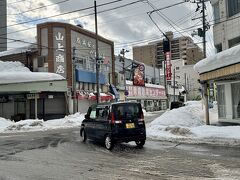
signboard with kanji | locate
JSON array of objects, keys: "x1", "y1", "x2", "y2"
[
  {"x1": 53, "y1": 28, "x2": 67, "y2": 78},
  {"x1": 165, "y1": 52, "x2": 172, "y2": 81}
]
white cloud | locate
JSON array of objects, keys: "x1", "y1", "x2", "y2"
[{"x1": 5, "y1": 0, "x2": 215, "y2": 57}]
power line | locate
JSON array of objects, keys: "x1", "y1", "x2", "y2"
[{"x1": 0, "y1": 0, "x2": 138, "y2": 30}]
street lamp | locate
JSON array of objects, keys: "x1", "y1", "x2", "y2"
[{"x1": 119, "y1": 48, "x2": 129, "y2": 101}]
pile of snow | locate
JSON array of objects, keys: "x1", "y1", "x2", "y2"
[
  {"x1": 0, "y1": 113, "x2": 85, "y2": 133},
  {"x1": 147, "y1": 101, "x2": 240, "y2": 146},
  {"x1": 0, "y1": 117, "x2": 14, "y2": 132},
  {"x1": 151, "y1": 101, "x2": 204, "y2": 127}
]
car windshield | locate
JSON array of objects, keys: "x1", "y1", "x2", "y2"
[{"x1": 112, "y1": 103, "x2": 142, "y2": 120}]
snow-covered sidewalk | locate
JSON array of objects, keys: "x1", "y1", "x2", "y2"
[{"x1": 147, "y1": 101, "x2": 240, "y2": 146}]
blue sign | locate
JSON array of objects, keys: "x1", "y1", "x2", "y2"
[
  {"x1": 124, "y1": 90, "x2": 129, "y2": 96},
  {"x1": 76, "y1": 69, "x2": 106, "y2": 84}
]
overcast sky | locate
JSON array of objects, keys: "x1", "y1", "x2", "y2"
[{"x1": 6, "y1": 0, "x2": 215, "y2": 59}]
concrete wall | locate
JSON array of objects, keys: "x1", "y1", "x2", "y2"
[{"x1": 212, "y1": 0, "x2": 240, "y2": 50}]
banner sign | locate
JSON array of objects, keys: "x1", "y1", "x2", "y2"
[
  {"x1": 133, "y1": 63, "x2": 145, "y2": 86},
  {"x1": 165, "y1": 52, "x2": 172, "y2": 81},
  {"x1": 127, "y1": 85, "x2": 165, "y2": 97}
]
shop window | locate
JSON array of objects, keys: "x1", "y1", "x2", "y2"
[
  {"x1": 231, "y1": 82, "x2": 240, "y2": 119},
  {"x1": 217, "y1": 84, "x2": 226, "y2": 118},
  {"x1": 228, "y1": 36, "x2": 240, "y2": 48},
  {"x1": 213, "y1": 2, "x2": 220, "y2": 23}
]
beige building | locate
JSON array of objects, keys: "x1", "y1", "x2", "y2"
[
  {"x1": 132, "y1": 44, "x2": 156, "y2": 67},
  {"x1": 133, "y1": 32, "x2": 203, "y2": 68}
]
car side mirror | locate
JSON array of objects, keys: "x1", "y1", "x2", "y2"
[{"x1": 85, "y1": 114, "x2": 90, "y2": 119}]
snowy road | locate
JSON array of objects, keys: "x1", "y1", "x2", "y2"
[{"x1": 0, "y1": 128, "x2": 239, "y2": 180}]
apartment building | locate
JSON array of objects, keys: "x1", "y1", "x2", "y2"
[{"x1": 133, "y1": 32, "x2": 203, "y2": 68}]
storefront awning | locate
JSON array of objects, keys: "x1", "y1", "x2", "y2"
[{"x1": 88, "y1": 92, "x2": 114, "y2": 101}]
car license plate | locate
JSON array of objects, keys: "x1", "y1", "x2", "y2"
[{"x1": 126, "y1": 123, "x2": 135, "y2": 129}]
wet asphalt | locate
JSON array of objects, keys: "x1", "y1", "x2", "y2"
[{"x1": 0, "y1": 112, "x2": 239, "y2": 180}]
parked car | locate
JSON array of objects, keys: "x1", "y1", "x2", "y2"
[
  {"x1": 170, "y1": 101, "x2": 184, "y2": 110},
  {"x1": 80, "y1": 101, "x2": 146, "y2": 150}
]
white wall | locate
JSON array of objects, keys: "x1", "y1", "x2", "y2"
[{"x1": 171, "y1": 59, "x2": 201, "y2": 100}]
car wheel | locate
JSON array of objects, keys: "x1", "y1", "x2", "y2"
[
  {"x1": 104, "y1": 134, "x2": 114, "y2": 150},
  {"x1": 80, "y1": 128, "x2": 87, "y2": 142},
  {"x1": 135, "y1": 140, "x2": 145, "y2": 148}
]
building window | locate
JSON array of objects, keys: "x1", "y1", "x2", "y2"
[
  {"x1": 227, "y1": 0, "x2": 240, "y2": 17},
  {"x1": 215, "y1": 43, "x2": 222, "y2": 53},
  {"x1": 217, "y1": 84, "x2": 226, "y2": 118},
  {"x1": 176, "y1": 67, "x2": 179, "y2": 70},
  {"x1": 228, "y1": 36, "x2": 240, "y2": 48},
  {"x1": 232, "y1": 82, "x2": 240, "y2": 119},
  {"x1": 213, "y1": 2, "x2": 220, "y2": 23}
]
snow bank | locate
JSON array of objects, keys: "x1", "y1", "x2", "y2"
[
  {"x1": 147, "y1": 101, "x2": 240, "y2": 146},
  {"x1": 0, "y1": 113, "x2": 85, "y2": 133},
  {"x1": 0, "y1": 117, "x2": 14, "y2": 132}
]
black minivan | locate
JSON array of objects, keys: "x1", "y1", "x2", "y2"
[{"x1": 80, "y1": 101, "x2": 146, "y2": 150}]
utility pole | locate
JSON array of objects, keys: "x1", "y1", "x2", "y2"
[
  {"x1": 72, "y1": 46, "x2": 77, "y2": 113},
  {"x1": 201, "y1": 0, "x2": 209, "y2": 125},
  {"x1": 94, "y1": 0, "x2": 100, "y2": 104},
  {"x1": 202, "y1": 0, "x2": 206, "y2": 58},
  {"x1": 119, "y1": 48, "x2": 129, "y2": 101},
  {"x1": 190, "y1": 0, "x2": 210, "y2": 125}
]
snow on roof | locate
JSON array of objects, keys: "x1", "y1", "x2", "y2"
[
  {"x1": 194, "y1": 44, "x2": 240, "y2": 74},
  {"x1": 0, "y1": 72, "x2": 65, "y2": 84},
  {"x1": 0, "y1": 45, "x2": 37, "y2": 57},
  {"x1": 0, "y1": 60, "x2": 65, "y2": 84},
  {"x1": 0, "y1": 60, "x2": 30, "y2": 72}
]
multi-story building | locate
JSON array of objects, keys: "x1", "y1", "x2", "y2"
[
  {"x1": 132, "y1": 44, "x2": 156, "y2": 67},
  {"x1": 133, "y1": 32, "x2": 203, "y2": 68},
  {"x1": 212, "y1": 0, "x2": 240, "y2": 51},
  {"x1": 0, "y1": 22, "x2": 116, "y2": 116},
  {"x1": 0, "y1": 0, "x2": 7, "y2": 52},
  {"x1": 37, "y1": 22, "x2": 115, "y2": 113}
]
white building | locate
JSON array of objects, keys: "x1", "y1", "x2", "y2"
[
  {"x1": 212, "y1": 0, "x2": 240, "y2": 51},
  {"x1": 171, "y1": 59, "x2": 201, "y2": 101}
]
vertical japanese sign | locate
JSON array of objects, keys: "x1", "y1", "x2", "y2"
[
  {"x1": 53, "y1": 28, "x2": 66, "y2": 78},
  {"x1": 165, "y1": 52, "x2": 172, "y2": 81},
  {"x1": 133, "y1": 63, "x2": 145, "y2": 86}
]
